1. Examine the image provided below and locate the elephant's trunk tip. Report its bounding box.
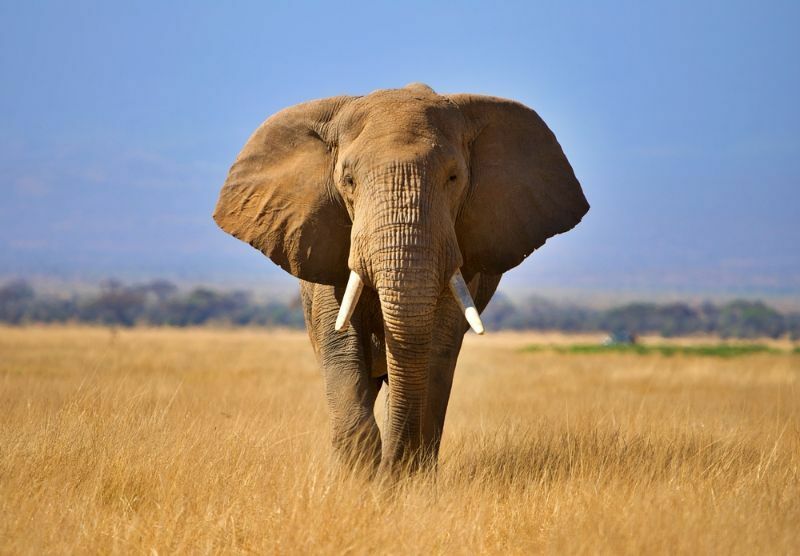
[449,270,485,335]
[335,270,364,332]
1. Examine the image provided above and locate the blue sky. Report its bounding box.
[1,1,798,296]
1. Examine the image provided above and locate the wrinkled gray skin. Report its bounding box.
[214,84,589,475]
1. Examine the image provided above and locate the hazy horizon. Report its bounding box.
[2,1,798,298]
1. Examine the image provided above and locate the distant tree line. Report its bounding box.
[1,279,799,339]
[481,294,800,339]
[0,279,304,328]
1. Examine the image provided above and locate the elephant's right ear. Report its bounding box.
[213,96,355,286]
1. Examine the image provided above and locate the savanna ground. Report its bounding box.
[1,326,798,554]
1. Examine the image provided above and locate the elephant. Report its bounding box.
[213,83,589,475]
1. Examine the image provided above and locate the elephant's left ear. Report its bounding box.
[447,94,590,277]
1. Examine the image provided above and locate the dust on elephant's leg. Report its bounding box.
[304,283,382,473]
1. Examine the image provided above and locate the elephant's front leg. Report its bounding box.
[302,282,383,472]
[423,272,501,460]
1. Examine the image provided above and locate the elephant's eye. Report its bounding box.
[343,175,355,188]
[449,174,458,182]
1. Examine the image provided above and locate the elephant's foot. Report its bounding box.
[376,436,439,479]
[330,418,382,476]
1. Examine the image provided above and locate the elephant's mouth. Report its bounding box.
[334,268,484,335]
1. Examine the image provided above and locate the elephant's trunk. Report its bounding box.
[375,267,483,470]
[344,162,474,471]
[377,265,438,470]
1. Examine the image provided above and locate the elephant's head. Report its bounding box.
[214,83,588,467]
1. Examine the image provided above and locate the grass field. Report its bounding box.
[523,342,786,357]
[1,326,798,554]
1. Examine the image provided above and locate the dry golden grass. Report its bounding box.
[1,326,798,554]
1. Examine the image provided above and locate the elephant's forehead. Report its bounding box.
[338,90,464,146]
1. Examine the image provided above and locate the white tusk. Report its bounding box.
[335,271,364,332]
[449,269,485,335]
